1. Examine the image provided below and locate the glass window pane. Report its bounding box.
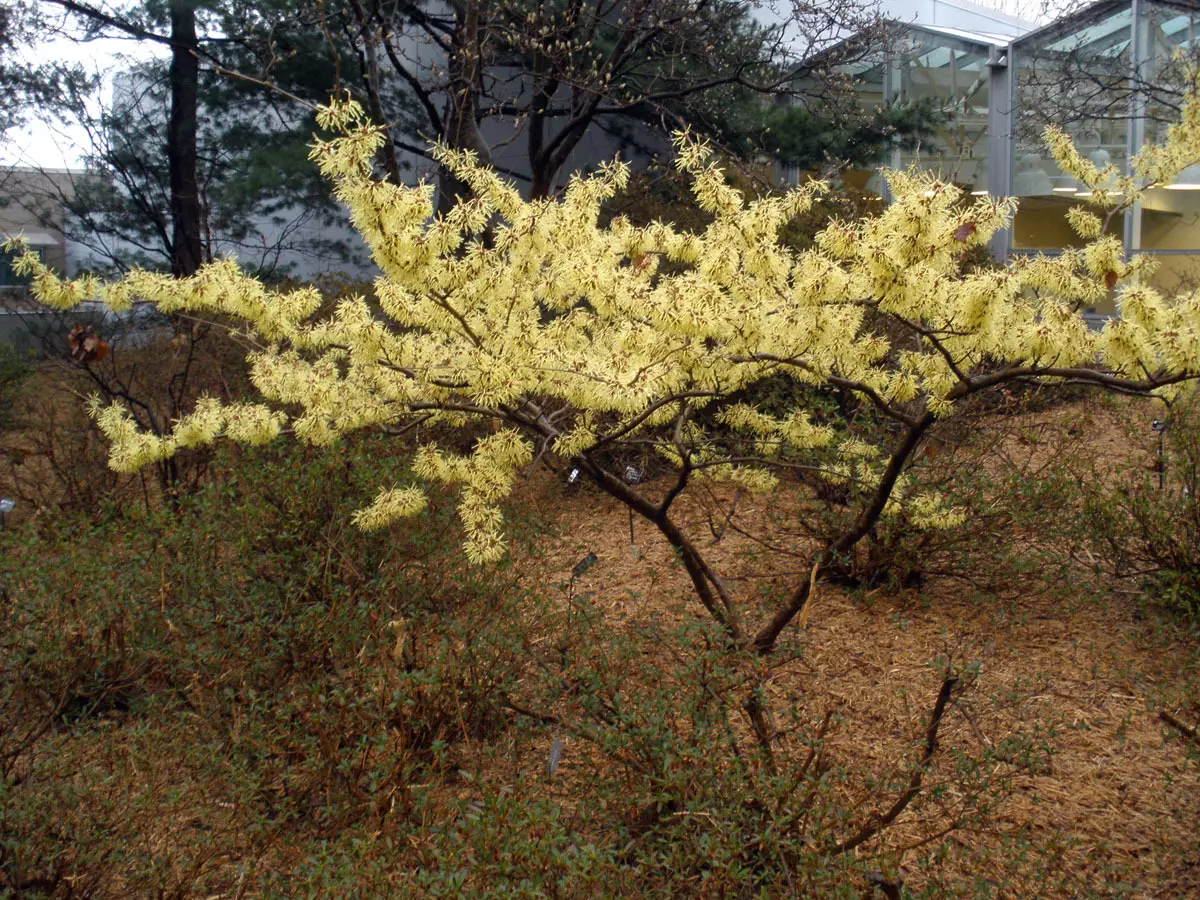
[826,49,889,195]
[1138,1,1199,144]
[1138,253,1200,293]
[1012,3,1133,250]
[1136,190,1200,249]
[1134,2,1200,249]
[1012,197,1124,250]
[829,28,994,198]
[0,248,36,288]
[893,31,992,193]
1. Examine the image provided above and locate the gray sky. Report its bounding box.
[2,32,163,168]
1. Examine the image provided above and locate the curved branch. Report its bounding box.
[754,411,935,652]
[590,391,721,449]
[732,353,919,428]
[827,675,958,855]
[954,366,1197,398]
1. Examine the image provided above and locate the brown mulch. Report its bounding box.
[500,399,1200,898]
[4,364,1196,896]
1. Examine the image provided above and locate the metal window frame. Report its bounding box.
[1002,0,1141,264]
[877,25,1000,203]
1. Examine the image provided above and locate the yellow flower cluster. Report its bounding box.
[410,430,532,562]
[9,90,1200,560]
[90,397,284,472]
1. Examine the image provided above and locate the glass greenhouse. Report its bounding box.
[827,0,1200,313]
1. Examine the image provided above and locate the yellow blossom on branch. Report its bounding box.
[9,89,1200,602]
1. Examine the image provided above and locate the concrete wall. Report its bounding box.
[0,167,75,276]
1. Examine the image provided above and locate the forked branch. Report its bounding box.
[827,675,958,855]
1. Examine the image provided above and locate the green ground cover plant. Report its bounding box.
[1074,393,1200,617]
[0,343,31,431]
[0,435,544,896]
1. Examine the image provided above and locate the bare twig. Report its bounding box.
[1159,709,1199,743]
[827,676,958,855]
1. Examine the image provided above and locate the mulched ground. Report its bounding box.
[4,377,1196,896]
[502,399,1200,898]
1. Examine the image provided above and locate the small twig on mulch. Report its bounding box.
[1159,709,1200,743]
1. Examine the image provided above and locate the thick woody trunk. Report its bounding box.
[438,1,490,216]
[578,412,936,654]
[168,0,202,277]
[529,165,556,201]
[578,454,747,646]
[752,412,937,653]
[346,0,403,184]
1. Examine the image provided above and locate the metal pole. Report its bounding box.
[1160,430,1165,490]
[1153,419,1167,490]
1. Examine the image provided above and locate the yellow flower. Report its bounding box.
[11,90,1200,563]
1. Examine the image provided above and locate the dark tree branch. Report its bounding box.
[827,675,958,855]
[754,411,936,652]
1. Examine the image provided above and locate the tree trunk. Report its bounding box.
[346,0,403,184]
[437,0,490,216]
[529,163,555,201]
[168,0,202,277]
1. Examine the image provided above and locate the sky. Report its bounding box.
[1,30,163,169]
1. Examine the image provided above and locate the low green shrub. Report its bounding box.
[243,605,1053,898]
[0,415,1081,897]
[1075,392,1200,618]
[718,386,1090,597]
[0,434,540,897]
[0,341,31,431]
